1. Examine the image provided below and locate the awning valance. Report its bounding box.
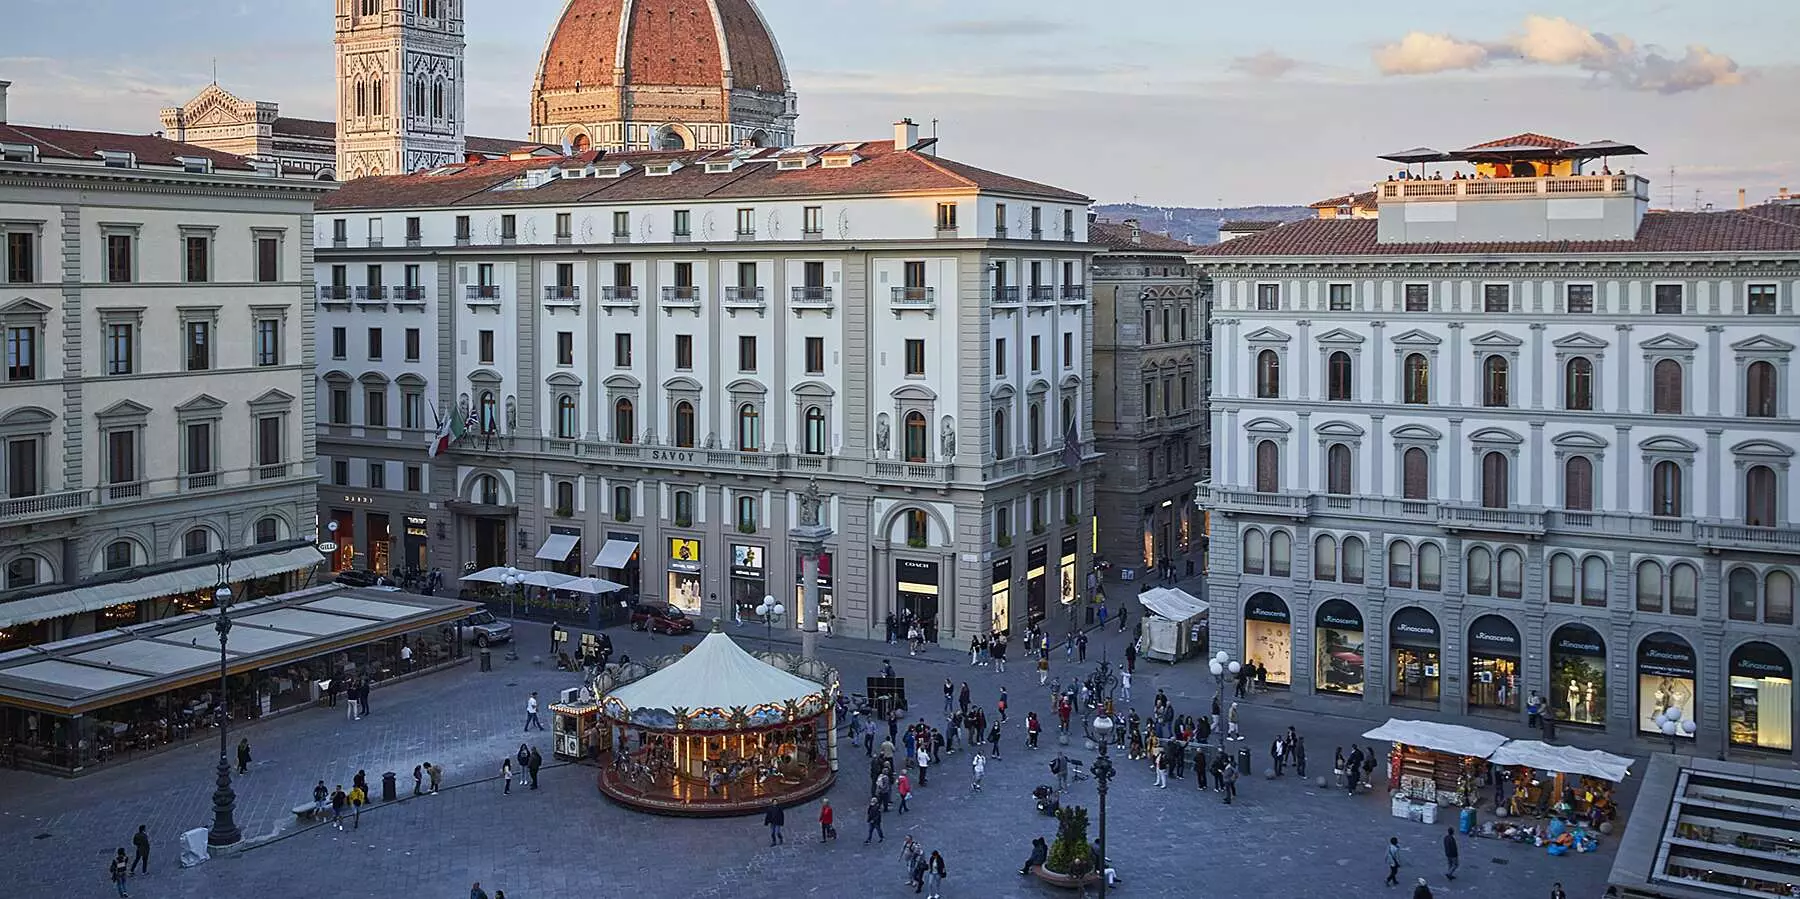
[594,539,639,570]
[535,533,580,562]
[0,545,324,629]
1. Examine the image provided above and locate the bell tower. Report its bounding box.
[334,0,465,179]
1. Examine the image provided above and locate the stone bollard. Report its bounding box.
[1316,776,1329,788]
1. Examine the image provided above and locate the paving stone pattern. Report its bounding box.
[0,608,1628,899]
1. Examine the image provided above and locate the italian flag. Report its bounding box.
[428,410,463,457]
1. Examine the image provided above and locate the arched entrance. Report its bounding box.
[1549,622,1607,728]
[1466,614,1521,714]
[1314,598,1365,696]
[1728,641,1793,752]
[1243,592,1291,687]
[1388,607,1440,705]
[1636,632,1696,738]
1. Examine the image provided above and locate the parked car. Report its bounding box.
[630,602,694,635]
[333,569,380,587]
[448,610,513,647]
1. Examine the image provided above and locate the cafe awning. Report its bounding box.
[0,544,324,629]
[0,585,479,716]
[1362,718,1509,759]
[593,539,639,570]
[534,533,581,562]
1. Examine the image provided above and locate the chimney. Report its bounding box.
[0,81,10,125]
[1125,218,1141,244]
[1781,187,1791,200]
[1738,188,1747,210]
[893,118,918,152]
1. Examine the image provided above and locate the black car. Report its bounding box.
[333,569,380,587]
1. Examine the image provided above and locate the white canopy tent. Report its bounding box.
[458,567,572,589]
[605,630,826,714]
[1487,740,1633,782]
[459,566,512,584]
[1361,718,1510,759]
[1136,587,1209,663]
[556,576,628,596]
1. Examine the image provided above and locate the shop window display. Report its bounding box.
[1242,592,1291,686]
[1466,614,1521,712]
[1388,606,1440,705]
[1728,641,1793,752]
[666,537,703,613]
[1549,622,1607,728]
[1636,632,1697,738]
[1314,598,1364,696]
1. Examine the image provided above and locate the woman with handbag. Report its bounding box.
[923,850,946,899]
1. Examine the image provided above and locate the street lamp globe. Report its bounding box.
[1093,713,1115,740]
[1228,660,1242,675]
[1209,659,1223,676]
[1214,650,1228,664]
[216,584,233,605]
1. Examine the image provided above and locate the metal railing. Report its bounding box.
[725,286,766,304]
[544,285,580,301]
[791,286,832,303]
[465,285,499,300]
[891,286,935,305]
[661,285,699,303]
[354,285,386,300]
[319,285,350,301]
[601,285,639,302]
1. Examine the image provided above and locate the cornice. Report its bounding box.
[1192,256,1800,277]
[0,168,335,201]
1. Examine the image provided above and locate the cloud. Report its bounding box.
[1373,15,1742,93]
[1229,50,1303,80]
[929,18,1065,38]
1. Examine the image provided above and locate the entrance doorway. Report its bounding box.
[474,517,509,569]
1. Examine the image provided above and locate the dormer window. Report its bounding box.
[98,150,136,169]
[777,157,809,170]
[176,156,213,174]
[644,162,680,177]
[0,142,38,163]
[704,160,738,174]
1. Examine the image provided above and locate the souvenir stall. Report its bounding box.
[1486,740,1630,828]
[1362,719,1509,823]
[551,699,599,761]
[1135,587,1209,663]
[594,622,839,816]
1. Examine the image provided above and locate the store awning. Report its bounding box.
[534,533,581,562]
[1362,718,1509,759]
[593,539,639,570]
[1487,740,1633,782]
[0,545,324,629]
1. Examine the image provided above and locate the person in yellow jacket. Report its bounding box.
[348,783,367,830]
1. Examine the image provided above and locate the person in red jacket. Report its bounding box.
[1026,712,1042,749]
[818,798,834,840]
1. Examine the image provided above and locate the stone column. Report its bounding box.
[791,481,833,661]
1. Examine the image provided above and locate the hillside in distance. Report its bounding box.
[1092,203,1312,245]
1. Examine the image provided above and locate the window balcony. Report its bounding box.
[790,285,834,316]
[1697,521,1800,556]
[1060,285,1088,302]
[600,285,640,311]
[1026,285,1056,305]
[544,285,580,312]
[723,286,766,315]
[318,285,351,304]
[354,285,386,301]
[184,472,219,490]
[1195,483,1310,520]
[103,481,145,503]
[995,225,1008,239]
[890,286,936,319]
[1437,502,1547,537]
[801,227,824,241]
[464,284,500,309]
[989,286,1021,309]
[394,285,427,307]
[0,488,90,525]
[660,285,701,311]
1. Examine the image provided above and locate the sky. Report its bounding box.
[3,0,1795,208]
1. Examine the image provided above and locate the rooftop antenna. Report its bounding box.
[930,118,938,139]
[1667,167,1676,209]
[212,58,218,84]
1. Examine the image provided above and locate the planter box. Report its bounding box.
[1032,867,1101,889]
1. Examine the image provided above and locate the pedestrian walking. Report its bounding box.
[943,678,954,715]
[1347,745,1365,796]
[357,679,371,716]
[1271,735,1284,776]
[130,825,150,875]
[876,769,893,812]
[917,745,931,786]
[109,849,130,897]
[471,883,489,899]
[235,737,251,774]
[1549,883,1567,899]
[763,801,785,845]
[1227,702,1241,741]
[1223,759,1238,804]
[1443,827,1459,880]
[329,784,348,830]
[987,720,1002,758]
[501,758,514,794]
[1053,751,1070,792]
[426,761,442,793]
[348,782,366,829]
[819,798,835,841]
[1038,656,1049,685]
[1384,836,1401,886]
[527,745,542,789]
[1154,748,1169,789]
[1026,712,1041,750]
[997,688,1009,723]
[864,796,885,843]
[413,764,424,796]
[313,780,329,816]
[897,771,912,813]
[1117,603,1129,633]
[525,691,544,731]
[1077,632,1088,663]
[1413,876,1434,899]
[923,850,946,899]
[1295,737,1308,778]
[971,751,986,791]
[1120,669,1132,703]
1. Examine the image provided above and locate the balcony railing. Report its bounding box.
[724,286,766,310]
[394,286,426,304]
[0,488,89,525]
[354,285,386,301]
[1698,522,1800,555]
[257,463,290,481]
[184,472,218,490]
[1436,502,1547,536]
[1196,484,1311,519]
[544,285,580,302]
[319,285,350,301]
[449,434,957,486]
[1026,285,1056,303]
[1060,285,1088,301]
[791,285,832,304]
[891,286,936,318]
[989,286,1020,307]
[661,285,700,305]
[465,285,500,300]
[600,285,639,307]
[1378,173,1649,202]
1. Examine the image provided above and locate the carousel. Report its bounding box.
[593,621,838,816]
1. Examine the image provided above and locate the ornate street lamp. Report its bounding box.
[755,594,785,652]
[206,549,242,847]
[1656,707,1697,755]
[499,566,524,661]
[1090,712,1116,898]
[1208,650,1242,745]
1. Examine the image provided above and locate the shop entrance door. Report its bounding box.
[474,517,508,569]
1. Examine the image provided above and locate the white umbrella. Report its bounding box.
[459,566,515,584]
[518,570,575,589]
[556,576,627,595]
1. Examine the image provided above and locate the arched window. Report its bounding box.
[992,409,1009,460]
[904,411,928,462]
[556,395,578,439]
[673,490,694,527]
[1498,547,1523,598]
[411,78,424,116]
[1326,351,1353,401]
[1582,556,1610,606]
[1342,536,1366,584]
[4,556,37,589]
[1313,534,1338,581]
[1550,553,1576,603]
[1326,443,1352,495]
[736,494,758,531]
[674,401,696,448]
[371,77,383,115]
[355,80,367,117]
[1061,396,1075,431]
[431,79,444,118]
[612,398,635,444]
[613,485,632,522]
[104,540,135,571]
[1651,460,1682,517]
[658,127,687,151]
[1027,403,1042,455]
[1652,359,1683,414]
[1565,357,1594,410]
[1641,562,1663,612]
[554,480,575,515]
[1745,465,1777,526]
[1269,530,1292,577]
[1418,542,1442,591]
[736,403,761,452]
[803,406,827,455]
[183,528,210,557]
[1254,440,1280,493]
[478,391,497,433]
[904,509,928,545]
[1766,570,1795,625]
[477,475,498,505]
[1669,561,1697,615]
[1241,528,1265,575]
[1480,451,1509,508]
[1746,360,1777,417]
[1563,456,1594,511]
[570,133,590,153]
[1402,353,1430,404]
[1482,355,1510,407]
[1728,567,1758,621]
[255,517,280,544]
[1256,350,1280,399]
[1388,540,1413,588]
[1401,447,1429,500]
[1467,546,1493,595]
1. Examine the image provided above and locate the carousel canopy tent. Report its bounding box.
[1488,740,1633,782]
[605,629,825,716]
[1136,587,1209,622]
[1362,718,1510,759]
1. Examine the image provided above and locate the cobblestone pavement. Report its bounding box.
[0,606,1631,899]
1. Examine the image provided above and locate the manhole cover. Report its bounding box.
[1490,857,1508,865]
[33,833,51,840]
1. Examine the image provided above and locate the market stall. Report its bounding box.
[1362,719,1509,821]
[1487,739,1630,827]
[1136,587,1209,663]
[551,701,599,761]
[593,622,839,816]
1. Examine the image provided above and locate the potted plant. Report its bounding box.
[1035,804,1100,888]
[997,534,1013,548]
[907,536,928,549]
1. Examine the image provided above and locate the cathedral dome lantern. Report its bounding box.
[530,0,796,152]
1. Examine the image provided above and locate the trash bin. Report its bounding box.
[1236,748,1251,776]
[381,771,397,802]
[479,648,492,672]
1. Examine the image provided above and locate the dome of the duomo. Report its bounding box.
[530,0,796,151]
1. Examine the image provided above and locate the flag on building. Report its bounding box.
[428,408,465,457]
[1061,419,1081,470]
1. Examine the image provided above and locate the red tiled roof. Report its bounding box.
[318,140,1089,210]
[1466,132,1576,150]
[1089,220,1195,253]
[1191,206,1800,258]
[0,123,257,171]
[273,116,335,140]
[534,0,786,92]
[464,135,552,156]
[1309,190,1377,209]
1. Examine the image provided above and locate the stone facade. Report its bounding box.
[334,0,467,177]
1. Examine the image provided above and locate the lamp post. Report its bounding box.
[1090,712,1116,899]
[1657,707,1697,755]
[206,549,242,847]
[1208,650,1241,745]
[754,594,785,652]
[499,566,523,661]
[326,519,340,571]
